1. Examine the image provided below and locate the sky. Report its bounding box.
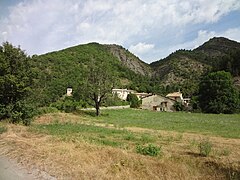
[0,0,240,63]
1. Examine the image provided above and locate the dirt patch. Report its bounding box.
[0,156,35,180]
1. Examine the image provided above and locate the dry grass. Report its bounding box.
[0,113,239,179]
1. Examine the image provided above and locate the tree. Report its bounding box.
[0,42,34,124]
[126,93,141,108]
[173,101,184,111]
[199,71,239,114]
[75,60,116,116]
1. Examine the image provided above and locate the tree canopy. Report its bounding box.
[0,42,34,124]
[199,71,239,114]
[74,59,116,116]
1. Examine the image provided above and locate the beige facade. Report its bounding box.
[135,92,152,100]
[141,95,175,112]
[166,92,183,102]
[112,89,135,100]
[66,88,73,96]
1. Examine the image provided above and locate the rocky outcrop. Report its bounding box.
[105,44,152,77]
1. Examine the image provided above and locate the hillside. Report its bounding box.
[30,37,240,105]
[151,50,210,84]
[105,44,152,76]
[150,37,240,95]
[31,43,151,106]
[194,37,240,59]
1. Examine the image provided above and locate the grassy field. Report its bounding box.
[1,109,240,179]
[92,109,240,138]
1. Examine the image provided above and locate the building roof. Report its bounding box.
[112,88,135,92]
[166,92,182,97]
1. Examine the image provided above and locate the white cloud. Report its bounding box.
[178,27,240,50]
[220,28,240,42]
[159,27,240,61]
[0,0,239,61]
[129,42,155,55]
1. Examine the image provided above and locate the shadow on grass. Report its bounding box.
[185,152,202,157]
[185,152,240,179]
[204,161,240,180]
[74,109,109,117]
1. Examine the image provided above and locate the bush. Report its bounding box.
[199,139,212,157]
[51,96,81,113]
[102,94,129,107]
[127,94,141,108]
[2,101,36,126]
[37,107,59,115]
[136,144,162,157]
[173,101,184,111]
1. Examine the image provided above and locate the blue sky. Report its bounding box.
[0,0,240,63]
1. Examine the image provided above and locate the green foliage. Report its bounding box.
[102,94,129,107]
[199,71,239,114]
[0,42,35,124]
[74,59,116,116]
[126,93,141,108]
[173,101,184,111]
[8,101,35,125]
[190,96,201,112]
[199,139,212,157]
[51,96,81,113]
[37,107,59,115]
[136,144,162,157]
[212,49,240,76]
[30,43,149,107]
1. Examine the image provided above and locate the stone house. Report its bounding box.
[141,94,176,112]
[112,89,135,100]
[135,92,152,100]
[166,91,191,107]
[166,92,183,102]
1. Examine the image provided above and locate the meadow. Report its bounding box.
[95,109,240,138]
[1,109,240,179]
[31,109,240,151]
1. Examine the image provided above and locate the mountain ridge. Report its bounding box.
[32,36,240,105]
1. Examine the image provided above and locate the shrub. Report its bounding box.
[51,96,80,113]
[102,94,129,107]
[136,144,162,157]
[37,107,59,115]
[5,101,36,126]
[173,101,184,111]
[127,94,141,108]
[199,139,212,157]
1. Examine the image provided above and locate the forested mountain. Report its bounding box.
[31,43,151,106]
[1,37,240,121]
[150,37,240,96]
[30,37,240,106]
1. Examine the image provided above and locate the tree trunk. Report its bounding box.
[95,101,100,116]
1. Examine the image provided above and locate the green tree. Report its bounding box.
[127,93,141,108]
[199,71,239,114]
[173,101,184,111]
[75,60,116,116]
[0,42,34,124]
